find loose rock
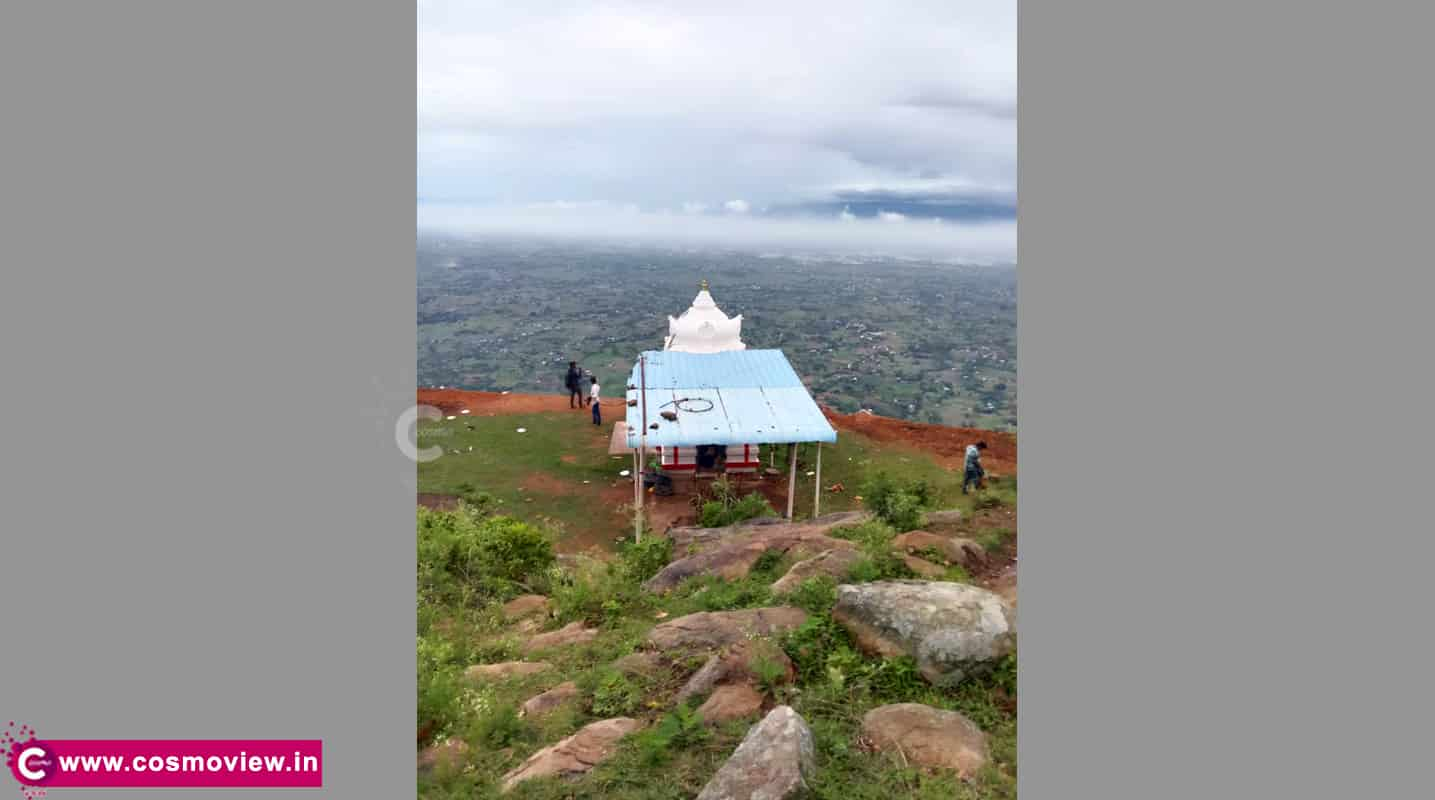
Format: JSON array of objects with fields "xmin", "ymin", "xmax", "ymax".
[
  {"xmin": 832, "ymin": 581, "xmax": 1015, "ymax": 686},
  {"xmin": 861, "ymin": 703, "xmax": 989, "ymax": 778},
  {"xmin": 502, "ymin": 594, "xmax": 550, "ymax": 621},
  {"xmin": 902, "ymin": 554, "xmax": 948, "ymax": 578},
  {"xmin": 524, "ymin": 621, "xmax": 599, "ymax": 654},
  {"xmin": 697, "ymin": 684, "xmax": 765, "ymax": 723},
  {"xmin": 645, "ymin": 522, "xmax": 858, "ymax": 593},
  {"xmin": 696, "ymin": 705, "xmax": 816, "ymax": 800},
  {"xmin": 890, "ymin": 531, "xmax": 986, "ymax": 569},
  {"xmin": 770, "ymin": 548, "xmax": 865, "ymax": 595},
  {"xmin": 500, "ymin": 717, "xmax": 641, "ymax": 792},
  {"xmin": 465, "ymin": 661, "xmax": 552, "ymax": 682},
  {"xmin": 922, "ymin": 509, "xmax": 965, "ymax": 527},
  {"xmin": 521, "ymin": 681, "xmax": 579, "ymax": 717},
  {"xmin": 647, "ymin": 607, "xmax": 808, "ymax": 652}
]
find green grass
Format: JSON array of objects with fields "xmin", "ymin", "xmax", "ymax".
[{"xmin": 418, "ymin": 428, "xmax": 1017, "ymax": 799}]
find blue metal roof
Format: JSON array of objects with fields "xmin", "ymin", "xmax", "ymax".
[{"xmin": 624, "ymin": 350, "xmax": 837, "ymax": 448}]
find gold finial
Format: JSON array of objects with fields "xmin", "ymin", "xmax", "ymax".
[{"xmin": 700, "ymin": 279, "xmax": 709, "ymax": 291}]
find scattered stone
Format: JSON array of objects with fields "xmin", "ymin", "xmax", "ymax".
[
  {"xmin": 647, "ymin": 607, "xmax": 808, "ymax": 652},
  {"xmin": 502, "ymin": 595, "xmax": 550, "ymax": 621},
  {"xmin": 695, "ymin": 706, "xmax": 816, "ymax": 800},
  {"xmin": 890, "ymin": 532, "xmax": 986, "ymax": 569},
  {"xmin": 416, "ymin": 738, "xmax": 469, "ymax": 775},
  {"xmin": 861, "ymin": 703, "xmax": 989, "ymax": 778},
  {"xmin": 464, "ymin": 661, "xmax": 552, "ymax": 682},
  {"xmin": 903, "ymin": 554, "xmax": 948, "ymax": 578},
  {"xmin": 832, "ymin": 581, "xmax": 1015, "ymax": 686},
  {"xmin": 521, "ymin": 681, "xmax": 579, "ymax": 717},
  {"xmin": 500, "ymin": 717, "xmax": 641, "ymax": 793},
  {"xmin": 698, "ymin": 684, "xmax": 765, "ymax": 723},
  {"xmin": 771, "ymin": 548, "xmax": 865, "ymax": 595},
  {"xmin": 524, "ymin": 622, "xmax": 599, "ymax": 654}
]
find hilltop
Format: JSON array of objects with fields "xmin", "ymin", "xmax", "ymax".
[{"xmin": 416, "ymin": 388, "xmax": 1018, "ymax": 799}]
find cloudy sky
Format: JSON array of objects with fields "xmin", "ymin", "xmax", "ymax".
[{"xmin": 418, "ymin": 1, "xmax": 1015, "ymax": 260}]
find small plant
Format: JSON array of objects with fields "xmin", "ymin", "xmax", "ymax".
[
  {"xmin": 584, "ymin": 668, "xmax": 643, "ymax": 717},
  {"xmin": 860, "ymin": 472, "xmax": 930, "ymax": 532},
  {"xmin": 782, "ymin": 614, "xmax": 852, "ymax": 683},
  {"xmin": 620, "ymin": 534, "xmax": 673, "ymax": 582},
  {"xmin": 697, "ymin": 482, "xmax": 776, "ymax": 528},
  {"xmin": 749, "ymin": 650, "xmax": 788, "ymax": 696},
  {"xmin": 750, "ymin": 549, "xmax": 786, "ymax": 579},
  {"xmin": 633, "ymin": 704, "xmax": 709, "ymax": 767}
]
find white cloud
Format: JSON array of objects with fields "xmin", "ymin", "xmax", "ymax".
[
  {"xmin": 723, "ymin": 199, "xmax": 751, "ymax": 214},
  {"xmin": 417, "ymin": 1, "xmax": 1015, "ymax": 252},
  {"xmin": 878, "ymin": 211, "xmax": 907, "ymax": 223},
  {"xmin": 839, "ymin": 206, "xmax": 856, "ymax": 222}
]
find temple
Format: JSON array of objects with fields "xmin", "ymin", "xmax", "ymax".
[
  {"xmin": 664, "ymin": 279, "xmax": 746, "ymax": 353},
  {"xmin": 624, "ymin": 280, "xmax": 837, "ymax": 525}
]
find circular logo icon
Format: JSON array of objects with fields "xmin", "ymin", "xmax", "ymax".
[{"xmin": 11, "ymin": 741, "xmax": 57, "ymax": 786}]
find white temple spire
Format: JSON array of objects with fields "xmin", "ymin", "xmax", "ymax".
[{"xmin": 665, "ymin": 279, "xmax": 746, "ymax": 353}]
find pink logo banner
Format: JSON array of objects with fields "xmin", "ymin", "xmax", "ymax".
[{"xmin": 6, "ymin": 739, "xmax": 322, "ymax": 790}]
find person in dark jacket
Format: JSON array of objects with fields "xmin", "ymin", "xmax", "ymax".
[{"xmin": 564, "ymin": 361, "xmax": 583, "ymax": 408}]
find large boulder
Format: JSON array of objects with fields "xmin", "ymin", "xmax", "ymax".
[
  {"xmin": 520, "ymin": 681, "xmax": 579, "ymax": 717},
  {"xmin": 645, "ymin": 523, "xmax": 859, "ymax": 593},
  {"xmin": 770, "ymin": 548, "xmax": 865, "ymax": 595},
  {"xmin": 696, "ymin": 706, "xmax": 816, "ymax": 800},
  {"xmin": 890, "ymin": 531, "xmax": 986, "ymax": 569},
  {"xmin": 861, "ymin": 703, "xmax": 989, "ymax": 778},
  {"xmin": 500, "ymin": 717, "xmax": 641, "ymax": 793},
  {"xmin": 465, "ymin": 661, "xmax": 551, "ymax": 682},
  {"xmin": 524, "ymin": 621, "xmax": 598, "ymax": 654},
  {"xmin": 922, "ymin": 509, "xmax": 965, "ymax": 528},
  {"xmin": 647, "ymin": 607, "xmax": 808, "ymax": 652},
  {"xmin": 832, "ymin": 581, "xmax": 1015, "ymax": 686}
]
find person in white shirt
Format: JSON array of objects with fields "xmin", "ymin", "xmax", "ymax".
[{"xmin": 589, "ymin": 375, "xmax": 601, "ymax": 425}]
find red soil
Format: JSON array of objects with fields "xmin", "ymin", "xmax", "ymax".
[{"xmin": 416, "ymin": 388, "xmax": 1018, "ymax": 475}]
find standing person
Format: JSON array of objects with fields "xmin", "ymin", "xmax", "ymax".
[
  {"xmin": 564, "ymin": 361, "xmax": 583, "ymax": 408},
  {"xmin": 589, "ymin": 375, "xmax": 601, "ymax": 425},
  {"xmin": 963, "ymin": 441, "xmax": 988, "ymax": 494}
]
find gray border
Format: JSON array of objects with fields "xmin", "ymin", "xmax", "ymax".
[
  {"xmin": 1022, "ymin": 1, "xmax": 1431, "ymax": 796},
  {"xmin": 0, "ymin": 2, "xmax": 414, "ymax": 798}
]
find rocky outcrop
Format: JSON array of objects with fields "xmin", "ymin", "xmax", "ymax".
[
  {"xmin": 646, "ymin": 607, "xmax": 808, "ymax": 652},
  {"xmin": 902, "ymin": 554, "xmax": 947, "ymax": 578},
  {"xmin": 890, "ymin": 531, "xmax": 986, "ymax": 569},
  {"xmin": 696, "ymin": 706, "xmax": 816, "ymax": 800},
  {"xmin": 645, "ymin": 520, "xmax": 861, "ymax": 593},
  {"xmin": 674, "ymin": 639, "xmax": 794, "ymax": 705},
  {"xmin": 524, "ymin": 621, "xmax": 599, "ymax": 654},
  {"xmin": 697, "ymin": 684, "xmax": 765, "ymax": 723},
  {"xmin": 502, "ymin": 594, "xmax": 550, "ymax": 621},
  {"xmin": 611, "ymin": 651, "xmax": 667, "ymax": 678},
  {"xmin": 861, "ymin": 703, "xmax": 989, "ymax": 778},
  {"xmin": 668, "ymin": 511, "xmax": 869, "ymax": 554},
  {"xmin": 770, "ymin": 548, "xmax": 865, "ymax": 595},
  {"xmin": 831, "ymin": 581, "xmax": 1015, "ymax": 686},
  {"xmin": 464, "ymin": 661, "xmax": 552, "ymax": 682},
  {"xmin": 521, "ymin": 681, "xmax": 579, "ymax": 717},
  {"xmin": 500, "ymin": 717, "xmax": 642, "ymax": 793},
  {"xmin": 922, "ymin": 509, "xmax": 965, "ymax": 528}
]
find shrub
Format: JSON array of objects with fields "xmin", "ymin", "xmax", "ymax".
[
  {"xmin": 788, "ymin": 575, "xmax": 838, "ymax": 614},
  {"xmin": 552, "ymin": 564, "xmax": 649, "ymax": 626},
  {"xmin": 418, "ymin": 507, "xmax": 555, "ymax": 604},
  {"xmin": 750, "ymin": 651, "xmax": 788, "ymax": 696},
  {"xmin": 474, "ymin": 704, "xmax": 522, "ymax": 748},
  {"xmin": 417, "ymin": 632, "xmax": 462, "ymax": 744},
  {"xmin": 782, "ymin": 614, "xmax": 852, "ymax": 684},
  {"xmin": 860, "ymin": 472, "xmax": 930, "ymax": 531},
  {"xmin": 620, "ymin": 534, "xmax": 673, "ymax": 582},
  {"xmin": 698, "ymin": 482, "xmax": 776, "ymax": 528}
]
